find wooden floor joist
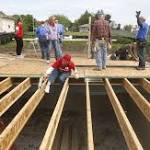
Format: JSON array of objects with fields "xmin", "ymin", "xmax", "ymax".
[
  {"xmin": 0, "ymin": 81, "xmax": 46, "ymax": 150},
  {"xmin": 123, "ymin": 78, "xmax": 150, "ymax": 122},
  {"xmin": 40, "ymin": 78, "xmax": 69, "ymax": 150},
  {"xmin": 140, "ymin": 78, "xmax": 150, "ymax": 94},
  {"xmin": 104, "ymin": 78, "xmax": 143, "ymax": 150},
  {"xmin": 0, "ymin": 77, "xmax": 13, "ymax": 95},
  {"xmin": 0, "ymin": 78, "xmax": 31, "ymax": 117},
  {"xmin": 85, "ymin": 81, "xmax": 94, "ymax": 150}
]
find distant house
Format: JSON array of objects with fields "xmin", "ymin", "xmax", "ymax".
[
  {"xmin": 79, "ymin": 24, "xmax": 89, "ymax": 32},
  {"xmin": 0, "ymin": 11, "xmax": 15, "ymax": 33}
]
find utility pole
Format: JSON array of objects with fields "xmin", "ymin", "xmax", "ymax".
[{"xmin": 32, "ymin": 16, "xmax": 34, "ymax": 35}]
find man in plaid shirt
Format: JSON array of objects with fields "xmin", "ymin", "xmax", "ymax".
[{"xmin": 92, "ymin": 11, "xmax": 112, "ymax": 70}]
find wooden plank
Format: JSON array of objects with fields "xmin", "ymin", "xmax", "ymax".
[
  {"xmin": 123, "ymin": 78, "xmax": 150, "ymax": 122},
  {"xmin": 0, "ymin": 77, "xmax": 13, "ymax": 95},
  {"xmin": 0, "ymin": 81, "xmax": 46, "ymax": 150},
  {"xmin": 140, "ymin": 78, "xmax": 150, "ymax": 94},
  {"xmin": 104, "ymin": 78, "xmax": 143, "ymax": 150},
  {"xmin": 40, "ymin": 78, "xmax": 69, "ymax": 150},
  {"xmin": 0, "ymin": 78, "xmax": 31, "ymax": 117},
  {"xmin": 85, "ymin": 81, "xmax": 94, "ymax": 150}
]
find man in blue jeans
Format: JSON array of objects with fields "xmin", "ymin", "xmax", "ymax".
[
  {"xmin": 91, "ymin": 11, "xmax": 111, "ymax": 71},
  {"xmin": 136, "ymin": 11, "xmax": 149, "ymax": 70},
  {"xmin": 44, "ymin": 54, "xmax": 79, "ymax": 93},
  {"xmin": 36, "ymin": 21, "xmax": 50, "ymax": 63}
]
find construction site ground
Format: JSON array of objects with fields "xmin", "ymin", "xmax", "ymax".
[
  {"xmin": 0, "ymin": 48, "xmax": 150, "ymax": 150},
  {"xmin": 0, "ymin": 53, "xmax": 150, "ymax": 78}
]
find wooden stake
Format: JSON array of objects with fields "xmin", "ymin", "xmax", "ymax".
[{"xmin": 88, "ymin": 16, "xmax": 92, "ymax": 58}]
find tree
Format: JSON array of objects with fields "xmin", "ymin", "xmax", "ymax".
[
  {"xmin": 51, "ymin": 15, "xmax": 72, "ymax": 28},
  {"xmin": 13, "ymin": 14, "xmax": 35, "ymax": 32},
  {"xmin": 21, "ymin": 15, "xmax": 34, "ymax": 32},
  {"xmin": 76, "ymin": 10, "xmax": 92, "ymax": 25},
  {"xmin": 124, "ymin": 25, "xmax": 132, "ymax": 32},
  {"xmin": 71, "ymin": 10, "xmax": 93, "ymax": 31}
]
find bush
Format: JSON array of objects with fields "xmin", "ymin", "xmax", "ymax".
[{"xmin": 115, "ymin": 37, "xmax": 133, "ymax": 44}]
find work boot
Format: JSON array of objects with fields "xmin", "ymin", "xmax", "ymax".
[
  {"xmin": 45, "ymin": 81, "xmax": 51, "ymax": 93},
  {"xmin": 136, "ymin": 66, "xmax": 145, "ymax": 70}
]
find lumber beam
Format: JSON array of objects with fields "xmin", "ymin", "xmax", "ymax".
[
  {"xmin": 0, "ymin": 80, "xmax": 46, "ymax": 150},
  {"xmin": 104, "ymin": 78, "xmax": 143, "ymax": 150},
  {"xmin": 139, "ymin": 78, "xmax": 150, "ymax": 94},
  {"xmin": 85, "ymin": 81, "xmax": 94, "ymax": 150},
  {"xmin": 0, "ymin": 77, "xmax": 13, "ymax": 95},
  {"xmin": 0, "ymin": 78, "xmax": 31, "ymax": 117},
  {"xmin": 123, "ymin": 78, "xmax": 150, "ymax": 122},
  {"xmin": 40, "ymin": 78, "xmax": 69, "ymax": 150}
]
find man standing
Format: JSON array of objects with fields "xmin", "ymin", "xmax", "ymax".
[
  {"xmin": 48, "ymin": 16, "xmax": 62, "ymax": 60},
  {"xmin": 91, "ymin": 11, "xmax": 112, "ymax": 71},
  {"xmin": 36, "ymin": 21, "xmax": 50, "ymax": 63},
  {"xmin": 135, "ymin": 11, "xmax": 149, "ymax": 70},
  {"xmin": 15, "ymin": 18, "xmax": 24, "ymax": 58}
]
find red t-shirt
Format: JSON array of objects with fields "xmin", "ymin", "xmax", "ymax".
[
  {"xmin": 52, "ymin": 58, "xmax": 75, "ymax": 72},
  {"xmin": 16, "ymin": 22, "xmax": 23, "ymax": 38}
]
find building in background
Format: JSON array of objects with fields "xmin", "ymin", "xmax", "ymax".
[
  {"xmin": 0, "ymin": 12, "xmax": 15, "ymax": 44},
  {"xmin": 79, "ymin": 24, "xmax": 89, "ymax": 32},
  {"xmin": 0, "ymin": 11, "xmax": 15, "ymax": 33}
]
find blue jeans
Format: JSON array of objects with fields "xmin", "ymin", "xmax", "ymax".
[
  {"xmin": 39, "ymin": 37, "xmax": 49, "ymax": 60},
  {"xmin": 48, "ymin": 69, "xmax": 71, "ymax": 83},
  {"xmin": 49, "ymin": 40, "xmax": 62, "ymax": 60},
  {"xmin": 95, "ymin": 41, "xmax": 107, "ymax": 68}
]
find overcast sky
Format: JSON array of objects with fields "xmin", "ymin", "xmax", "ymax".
[{"xmin": 0, "ymin": 0, "xmax": 150, "ymax": 25}]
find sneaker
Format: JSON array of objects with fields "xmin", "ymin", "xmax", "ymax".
[
  {"xmin": 16, "ymin": 55, "xmax": 21, "ymax": 59},
  {"xmin": 102, "ymin": 66, "xmax": 106, "ymax": 69},
  {"xmin": 45, "ymin": 81, "xmax": 51, "ymax": 93},
  {"xmin": 46, "ymin": 60, "xmax": 50, "ymax": 64},
  {"xmin": 16, "ymin": 55, "xmax": 24, "ymax": 59},
  {"xmin": 20, "ymin": 54, "xmax": 24, "ymax": 58}
]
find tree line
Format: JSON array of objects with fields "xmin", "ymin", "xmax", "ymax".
[{"xmin": 12, "ymin": 10, "xmax": 134, "ymax": 33}]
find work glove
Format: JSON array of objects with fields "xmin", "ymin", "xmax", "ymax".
[
  {"xmin": 71, "ymin": 69, "xmax": 79, "ymax": 79},
  {"xmin": 74, "ymin": 73, "xmax": 79, "ymax": 79},
  {"xmin": 136, "ymin": 11, "xmax": 141, "ymax": 17}
]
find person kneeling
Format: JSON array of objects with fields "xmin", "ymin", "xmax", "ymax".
[{"xmin": 44, "ymin": 54, "xmax": 79, "ymax": 93}]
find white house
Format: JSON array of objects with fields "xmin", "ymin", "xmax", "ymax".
[
  {"xmin": 0, "ymin": 11, "xmax": 15, "ymax": 33},
  {"xmin": 79, "ymin": 24, "xmax": 89, "ymax": 32}
]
